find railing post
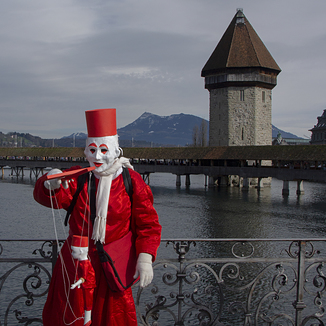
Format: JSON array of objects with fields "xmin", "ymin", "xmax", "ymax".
[
  {"xmin": 176, "ymin": 241, "xmax": 192, "ymax": 326},
  {"xmin": 293, "ymin": 240, "xmax": 307, "ymax": 325}
]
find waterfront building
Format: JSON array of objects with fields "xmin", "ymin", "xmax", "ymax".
[
  {"xmin": 272, "ymin": 132, "xmax": 288, "ymax": 146},
  {"xmin": 201, "ymin": 8, "xmax": 281, "ymax": 147},
  {"xmin": 309, "ymin": 109, "xmax": 326, "ymax": 144}
]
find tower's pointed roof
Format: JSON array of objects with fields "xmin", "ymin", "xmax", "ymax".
[{"xmin": 201, "ymin": 9, "xmax": 281, "ymax": 77}]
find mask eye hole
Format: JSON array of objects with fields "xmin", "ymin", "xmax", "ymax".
[
  {"xmin": 101, "ymin": 148, "xmax": 108, "ymax": 154},
  {"xmin": 90, "ymin": 148, "xmax": 95, "ymax": 154}
]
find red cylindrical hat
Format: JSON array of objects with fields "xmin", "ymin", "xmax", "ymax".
[
  {"xmin": 71, "ymin": 235, "xmax": 88, "ymax": 247},
  {"xmin": 85, "ymin": 108, "xmax": 117, "ymax": 137}
]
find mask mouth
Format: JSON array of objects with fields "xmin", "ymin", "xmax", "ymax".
[{"xmin": 94, "ymin": 162, "xmax": 103, "ymax": 167}]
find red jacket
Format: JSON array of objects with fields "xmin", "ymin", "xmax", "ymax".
[{"xmin": 34, "ymin": 167, "xmax": 161, "ymax": 326}]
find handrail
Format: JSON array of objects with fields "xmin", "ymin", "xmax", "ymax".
[{"xmin": 1, "ymin": 238, "xmax": 326, "ymax": 325}]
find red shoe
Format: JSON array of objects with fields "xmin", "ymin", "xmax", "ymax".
[{"xmin": 84, "ymin": 321, "xmax": 92, "ymax": 326}]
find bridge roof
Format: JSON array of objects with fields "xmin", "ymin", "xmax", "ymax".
[
  {"xmin": 0, "ymin": 147, "xmax": 85, "ymax": 158},
  {"xmin": 1, "ymin": 145, "xmax": 326, "ymax": 162}
]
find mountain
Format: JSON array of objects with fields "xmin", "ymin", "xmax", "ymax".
[
  {"xmin": 0, "ymin": 131, "xmax": 53, "ymax": 147},
  {"xmin": 57, "ymin": 117, "xmax": 303, "ymax": 147},
  {"xmin": 272, "ymin": 125, "xmax": 299, "ymax": 139},
  {"xmin": 117, "ymin": 112, "xmax": 208, "ymax": 146},
  {"xmin": 60, "ymin": 132, "xmax": 88, "ymax": 147},
  {"xmin": 57, "ymin": 112, "xmax": 208, "ymax": 147},
  {"xmin": 117, "ymin": 112, "xmax": 302, "ymax": 146},
  {"xmin": 1, "ymin": 112, "xmax": 302, "ymax": 148}
]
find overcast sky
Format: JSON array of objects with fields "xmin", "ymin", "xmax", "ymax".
[{"xmin": 0, "ymin": 0, "xmax": 325, "ymax": 139}]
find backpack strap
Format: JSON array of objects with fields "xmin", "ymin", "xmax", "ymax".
[
  {"xmin": 122, "ymin": 167, "xmax": 133, "ymax": 204},
  {"xmin": 64, "ymin": 172, "xmax": 89, "ymax": 226},
  {"xmin": 65, "ymin": 167, "xmax": 133, "ymax": 227}
]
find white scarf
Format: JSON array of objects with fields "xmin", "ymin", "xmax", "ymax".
[{"xmin": 91, "ymin": 157, "xmax": 134, "ymax": 243}]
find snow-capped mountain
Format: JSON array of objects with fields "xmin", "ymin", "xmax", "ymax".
[
  {"xmin": 1, "ymin": 112, "xmax": 301, "ymax": 148},
  {"xmin": 58, "ymin": 112, "xmax": 300, "ymax": 147},
  {"xmin": 117, "ymin": 112, "xmax": 208, "ymax": 146}
]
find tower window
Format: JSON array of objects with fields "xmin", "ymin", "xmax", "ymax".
[
  {"xmin": 262, "ymin": 91, "xmax": 266, "ymax": 103},
  {"xmin": 240, "ymin": 90, "xmax": 245, "ymax": 101},
  {"xmin": 242, "ymin": 128, "xmax": 244, "ymax": 140}
]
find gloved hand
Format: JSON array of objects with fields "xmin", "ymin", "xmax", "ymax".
[
  {"xmin": 133, "ymin": 253, "xmax": 153, "ymax": 288},
  {"xmin": 44, "ymin": 169, "xmax": 68, "ymax": 190},
  {"xmin": 71, "ymin": 278, "xmax": 83, "ymax": 289}
]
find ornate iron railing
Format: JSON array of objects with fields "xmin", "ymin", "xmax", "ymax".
[{"xmin": 1, "ymin": 239, "xmax": 326, "ymax": 326}]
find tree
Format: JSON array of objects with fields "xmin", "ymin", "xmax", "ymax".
[
  {"xmin": 199, "ymin": 120, "xmax": 208, "ymax": 147},
  {"xmin": 192, "ymin": 125, "xmax": 199, "ymax": 146},
  {"xmin": 192, "ymin": 120, "xmax": 208, "ymax": 147}
]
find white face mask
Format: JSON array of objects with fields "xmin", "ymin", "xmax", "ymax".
[{"xmin": 84, "ymin": 136, "xmax": 119, "ymax": 173}]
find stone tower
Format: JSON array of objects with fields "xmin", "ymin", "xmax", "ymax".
[{"xmin": 201, "ymin": 9, "xmax": 281, "ymax": 146}]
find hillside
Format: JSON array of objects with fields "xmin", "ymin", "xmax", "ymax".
[
  {"xmin": 117, "ymin": 112, "xmax": 208, "ymax": 146},
  {"xmin": 1, "ymin": 112, "xmax": 301, "ymax": 147}
]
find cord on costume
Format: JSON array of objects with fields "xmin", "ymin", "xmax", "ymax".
[{"xmin": 48, "ymin": 185, "xmax": 84, "ymax": 325}]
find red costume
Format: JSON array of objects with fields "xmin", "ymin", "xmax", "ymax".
[
  {"xmin": 77, "ymin": 259, "xmax": 96, "ymax": 311},
  {"xmin": 34, "ymin": 167, "xmax": 161, "ymax": 326}
]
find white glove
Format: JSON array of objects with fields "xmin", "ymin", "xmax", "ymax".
[
  {"xmin": 71, "ymin": 279, "xmax": 83, "ymax": 289},
  {"xmin": 44, "ymin": 169, "xmax": 68, "ymax": 190},
  {"xmin": 133, "ymin": 253, "xmax": 153, "ymax": 288}
]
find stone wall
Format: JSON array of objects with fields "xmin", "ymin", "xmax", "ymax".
[
  {"xmin": 209, "ymin": 86, "xmax": 272, "ymax": 146},
  {"xmin": 209, "ymin": 88, "xmax": 228, "ymax": 146}
]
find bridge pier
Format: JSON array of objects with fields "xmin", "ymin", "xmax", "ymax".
[
  {"xmin": 176, "ymin": 174, "xmax": 181, "ymax": 187},
  {"xmin": 185, "ymin": 174, "xmax": 190, "ymax": 187},
  {"xmin": 208, "ymin": 176, "xmax": 215, "ymax": 188},
  {"xmin": 282, "ymin": 180, "xmax": 290, "ymax": 196},
  {"xmin": 219, "ymin": 176, "xmax": 228, "ymax": 187},
  {"xmin": 297, "ymin": 180, "xmax": 304, "ymax": 195},
  {"xmin": 242, "ymin": 177, "xmax": 249, "ymax": 191},
  {"xmin": 256, "ymin": 177, "xmax": 264, "ymax": 190},
  {"xmin": 142, "ymin": 173, "xmax": 150, "ymax": 185},
  {"xmin": 10, "ymin": 166, "xmax": 25, "ymax": 177},
  {"xmin": 30, "ymin": 167, "xmax": 45, "ymax": 179},
  {"xmin": 175, "ymin": 174, "xmax": 191, "ymax": 187}
]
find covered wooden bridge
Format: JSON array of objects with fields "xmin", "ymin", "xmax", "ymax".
[{"xmin": 1, "ymin": 145, "xmax": 326, "ymax": 194}]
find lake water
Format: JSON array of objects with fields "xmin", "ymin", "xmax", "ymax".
[
  {"xmin": 1, "ymin": 168, "xmax": 326, "ymax": 240},
  {"xmin": 1, "ymin": 168, "xmax": 326, "ymax": 325}
]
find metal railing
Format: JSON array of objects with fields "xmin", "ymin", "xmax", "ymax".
[{"xmin": 1, "ymin": 238, "xmax": 326, "ymax": 325}]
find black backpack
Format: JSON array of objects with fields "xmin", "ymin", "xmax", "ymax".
[{"xmin": 64, "ymin": 167, "xmax": 133, "ymax": 227}]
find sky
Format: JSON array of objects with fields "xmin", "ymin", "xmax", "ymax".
[{"xmin": 0, "ymin": 0, "xmax": 325, "ymax": 139}]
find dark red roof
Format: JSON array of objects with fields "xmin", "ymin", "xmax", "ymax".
[{"xmin": 201, "ymin": 9, "xmax": 281, "ymax": 77}]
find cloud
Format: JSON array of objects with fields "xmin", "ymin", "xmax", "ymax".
[{"xmin": 0, "ymin": 0, "xmax": 325, "ymax": 139}]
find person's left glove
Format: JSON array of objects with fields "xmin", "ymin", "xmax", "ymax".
[
  {"xmin": 133, "ymin": 253, "xmax": 153, "ymax": 288},
  {"xmin": 44, "ymin": 169, "xmax": 68, "ymax": 190}
]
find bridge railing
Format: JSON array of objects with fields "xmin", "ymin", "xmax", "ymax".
[{"xmin": 1, "ymin": 238, "xmax": 326, "ymax": 326}]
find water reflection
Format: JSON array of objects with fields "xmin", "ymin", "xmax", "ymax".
[
  {"xmin": 1, "ymin": 170, "xmax": 326, "ymax": 240},
  {"xmin": 2, "ymin": 170, "xmax": 326, "ymax": 325}
]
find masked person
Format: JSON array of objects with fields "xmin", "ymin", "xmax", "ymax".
[{"xmin": 34, "ymin": 108, "xmax": 162, "ymax": 326}]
